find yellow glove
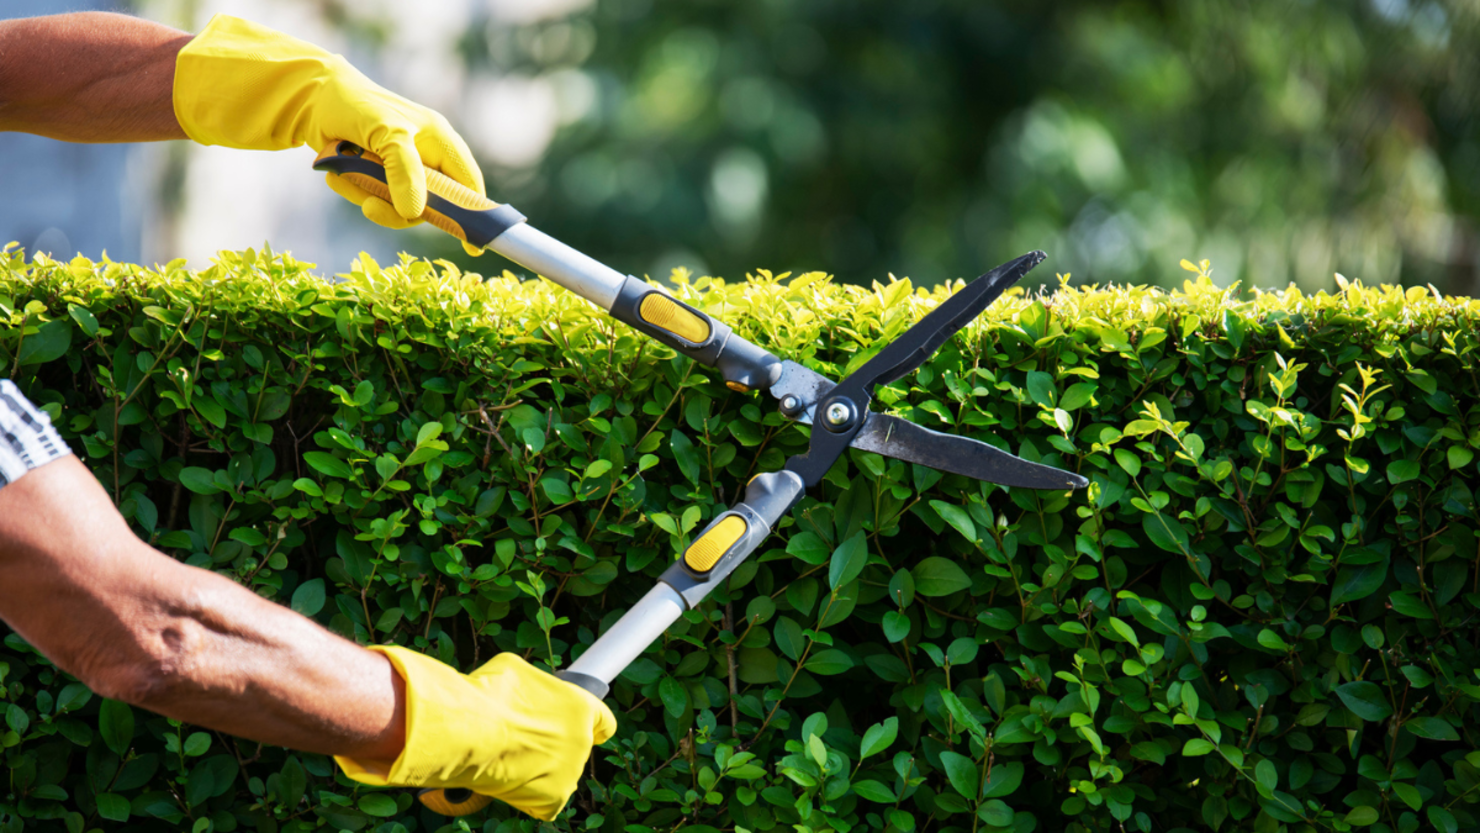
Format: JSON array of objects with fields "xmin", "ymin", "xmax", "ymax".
[
  {"xmin": 173, "ymin": 14, "xmax": 486, "ymax": 255},
  {"xmin": 335, "ymin": 647, "xmax": 616, "ymax": 821}
]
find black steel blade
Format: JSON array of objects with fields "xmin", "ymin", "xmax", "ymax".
[
  {"xmin": 783, "ymin": 252, "xmax": 1057, "ymax": 491},
  {"xmin": 860, "ymin": 251, "xmax": 1044, "ymax": 391},
  {"xmin": 851, "ymin": 413, "xmax": 1088, "ymax": 490}
]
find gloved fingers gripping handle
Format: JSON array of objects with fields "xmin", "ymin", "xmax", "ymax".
[
  {"xmin": 313, "ymin": 142, "xmax": 526, "ymax": 249},
  {"xmin": 315, "ymin": 141, "xmax": 635, "ymax": 309},
  {"xmin": 415, "ymin": 665, "xmax": 613, "ymax": 819}
]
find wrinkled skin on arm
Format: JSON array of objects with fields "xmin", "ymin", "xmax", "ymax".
[{"xmin": 0, "ymin": 456, "xmax": 406, "ymax": 762}]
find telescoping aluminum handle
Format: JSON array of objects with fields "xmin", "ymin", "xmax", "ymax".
[
  {"xmin": 314, "ymin": 143, "xmax": 783, "ymax": 394},
  {"xmin": 315, "ymin": 142, "xmax": 812, "ymax": 817}
]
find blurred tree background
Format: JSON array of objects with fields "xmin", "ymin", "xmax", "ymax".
[
  {"xmin": 138, "ymin": 0, "xmax": 1480, "ymax": 293},
  {"xmin": 411, "ymin": 0, "xmax": 1480, "ymax": 293}
]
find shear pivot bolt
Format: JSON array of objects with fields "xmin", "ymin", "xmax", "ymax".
[
  {"xmin": 822, "ymin": 399, "xmax": 856, "ymax": 432},
  {"xmin": 780, "ymin": 394, "xmax": 801, "ymax": 415}
]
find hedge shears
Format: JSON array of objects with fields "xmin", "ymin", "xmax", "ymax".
[{"xmin": 314, "ymin": 142, "xmax": 1089, "ymax": 815}]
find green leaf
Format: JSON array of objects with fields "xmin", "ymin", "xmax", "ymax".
[
  {"xmin": 938, "ymin": 750, "xmax": 978, "ymax": 800},
  {"xmin": 55, "ymin": 683, "xmax": 91, "ymax": 714},
  {"xmin": 1428, "ymin": 806, "xmax": 1459, "ymax": 833},
  {"xmin": 1254, "ymin": 758, "xmax": 1277, "ymax": 791},
  {"xmin": 805, "ymin": 649, "xmax": 853, "ymax": 675},
  {"xmin": 1257, "ymin": 629, "xmax": 1290, "ymax": 651},
  {"xmin": 68, "ymin": 303, "xmax": 99, "ymax": 337},
  {"xmin": 853, "ymin": 780, "xmax": 896, "ymax": 803},
  {"xmin": 1406, "ymin": 716, "xmax": 1458, "ymax": 740},
  {"xmin": 1389, "ymin": 591, "xmax": 1433, "ymax": 619},
  {"xmin": 946, "ymin": 637, "xmax": 979, "ymax": 666},
  {"xmin": 860, "ymin": 717, "xmax": 898, "ymax": 759},
  {"xmin": 1448, "ymin": 445, "xmax": 1474, "ymax": 469},
  {"xmin": 29, "ymin": 784, "xmax": 65, "ymax": 801},
  {"xmin": 540, "ymin": 476, "xmax": 574, "ymax": 504},
  {"xmin": 291, "ymin": 578, "xmax": 326, "ymax": 617},
  {"xmin": 889, "ymin": 568, "xmax": 916, "ymax": 607},
  {"xmin": 978, "ymin": 800, "xmax": 1013, "ymax": 827},
  {"xmin": 1330, "ymin": 561, "xmax": 1387, "ymax": 605},
  {"xmin": 912, "ymin": 557, "xmax": 972, "ymax": 597},
  {"xmin": 1141, "ymin": 513, "xmax": 1189, "ymax": 554},
  {"xmin": 786, "ymin": 532, "xmax": 830, "ymax": 566},
  {"xmin": 1059, "ymin": 382, "xmax": 1097, "ymax": 411},
  {"xmin": 981, "ymin": 760, "xmax": 1023, "ymax": 798},
  {"xmin": 940, "ymin": 689, "xmax": 987, "ymax": 742},
  {"xmin": 828, "ymin": 532, "xmax": 868, "ymax": 590},
  {"xmin": 95, "ymin": 792, "xmax": 131, "ymax": 822},
  {"xmin": 1344, "ymin": 805, "xmax": 1379, "ymax": 826},
  {"xmin": 98, "ymin": 699, "xmax": 134, "ymax": 756},
  {"xmin": 1114, "ymin": 448, "xmax": 1141, "ymax": 478},
  {"xmin": 774, "ymin": 616, "xmax": 805, "ymax": 661},
  {"xmin": 1336, "ymin": 681, "xmax": 1393, "ymax": 722},
  {"xmin": 882, "ymin": 610, "xmax": 910, "ymax": 643},
  {"xmin": 1026, "ymin": 370, "xmax": 1056, "ymax": 408},
  {"xmin": 304, "ymin": 451, "xmax": 353, "ymax": 480},
  {"xmin": 183, "ymin": 731, "xmax": 211, "ymax": 757},
  {"xmin": 194, "ymin": 395, "xmax": 227, "ymax": 428},
  {"xmin": 929, "ymin": 500, "xmax": 976, "ymax": 543},
  {"xmin": 279, "ymin": 756, "xmax": 307, "ymax": 809},
  {"xmin": 178, "ymin": 466, "xmax": 222, "ymax": 495},
  {"xmin": 17, "ymin": 318, "xmax": 71, "ymax": 366},
  {"xmin": 671, "ymin": 429, "xmax": 701, "ymax": 484},
  {"xmin": 416, "ymin": 421, "xmax": 443, "ymax": 446},
  {"xmin": 659, "ymin": 676, "xmax": 689, "ymax": 717},
  {"xmin": 1183, "ymin": 738, "xmax": 1215, "ymax": 756},
  {"xmin": 1392, "ymin": 782, "xmax": 1423, "ymax": 811},
  {"xmin": 230, "ymin": 527, "xmax": 267, "ymax": 547},
  {"xmin": 4, "ymin": 703, "xmax": 27, "ymax": 735},
  {"xmin": 358, "ymin": 793, "xmax": 398, "ymax": 817},
  {"xmin": 1107, "ymin": 616, "xmax": 1140, "ymax": 649},
  {"xmin": 1386, "ymin": 459, "xmax": 1421, "ymax": 484}
]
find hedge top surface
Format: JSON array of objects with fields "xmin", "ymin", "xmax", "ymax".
[{"xmin": 3, "ymin": 245, "xmax": 1480, "ymax": 833}]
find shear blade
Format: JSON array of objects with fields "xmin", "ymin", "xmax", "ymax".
[
  {"xmin": 850, "ymin": 413, "xmax": 1088, "ymax": 490},
  {"xmin": 858, "ymin": 251, "xmax": 1045, "ymax": 391}
]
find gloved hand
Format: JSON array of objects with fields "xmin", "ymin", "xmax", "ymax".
[
  {"xmin": 334, "ymin": 647, "xmax": 616, "ymax": 821},
  {"xmin": 173, "ymin": 14, "xmax": 486, "ymax": 255}
]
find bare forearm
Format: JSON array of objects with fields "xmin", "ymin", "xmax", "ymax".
[
  {"xmin": 0, "ymin": 12, "xmax": 190, "ymax": 142},
  {"xmin": 0, "ymin": 457, "xmax": 404, "ymax": 761}
]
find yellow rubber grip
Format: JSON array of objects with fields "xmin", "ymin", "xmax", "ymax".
[
  {"xmin": 684, "ymin": 515, "xmax": 748, "ymax": 573},
  {"xmin": 418, "ymin": 788, "xmax": 494, "ymax": 816},
  {"xmin": 336, "ymin": 170, "xmax": 492, "ymax": 243},
  {"xmin": 313, "ymin": 143, "xmax": 507, "ymax": 246},
  {"xmin": 639, "ymin": 294, "xmax": 710, "ymax": 344}
]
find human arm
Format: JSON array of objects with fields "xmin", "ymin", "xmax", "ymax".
[
  {"xmin": 0, "ymin": 453, "xmax": 409, "ymax": 761},
  {"xmin": 0, "ymin": 11, "xmax": 487, "ymax": 249},
  {"xmin": 0, "ymin": 12, "xmax": 189, "ymax": 142},
  {"xmin": 0, "ymin": 380, "xmax": 615, "ymax": 818}
]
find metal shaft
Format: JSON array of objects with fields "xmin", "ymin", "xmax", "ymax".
[
  {"xmin": 564, "ymin": 582, "xmax": 688, "ymax": 685},
  {"xmin": 489, "ymin": 222, "xmax": 628, "ymax": 311}
]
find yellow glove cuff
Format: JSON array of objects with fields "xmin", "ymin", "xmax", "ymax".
[
  {"xmin": 173, "ymin": 14, "xmax": 340, "ymax": 150},
  {"xmin": 334, "ymin": 647, "xmax": 616, "ymax": 821}
]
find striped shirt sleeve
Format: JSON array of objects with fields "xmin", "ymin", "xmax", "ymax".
[{"xmin": 0, "ymin": 379, "xmax": 72, "ymax": 490}]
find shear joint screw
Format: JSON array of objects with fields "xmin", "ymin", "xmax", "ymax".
[
  {"xmin": 779, "ymin": 394, "xmax": 801, "ymax": 415},
  {"xmin": 822, "ymin": 398, "xmax": 857, "ymax": 432}
]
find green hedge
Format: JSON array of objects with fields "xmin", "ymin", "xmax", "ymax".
[{"xmin": 3, "ymin": 246, "xmax": 1480, "ymax": 833}]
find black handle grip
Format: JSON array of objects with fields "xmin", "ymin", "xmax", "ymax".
[
  {"xmin": 312, "ymin": 141, "xmax": 526, "ymax": 249},
  {"xmin": 556, "ymin": 669, "xmax": 610, "ymax": 699}
]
